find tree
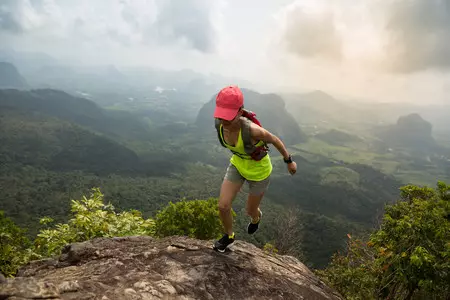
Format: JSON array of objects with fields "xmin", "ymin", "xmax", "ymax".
[
  {"xmin": 0, "ymin": 211, "xmax": 38, "ymax": 277},
  {"xmin": 370, "ymin": 182, "xmax": 450, "ymax": 299},
  {"xmin": 272, "ymin": 206, "xmax": 304, "ymax": 259},
  {"xmin": 154, "ymin": 197, "xmax": 231, "ymax": 240},
  {"xmin": 317, "ymin": 181, "xmax": 450, "ymax": 300},
  {"xmin": 35, "ymin": 188, "xmax": 156, "ymax": 257},
  {"xmin": 315, "ymin": 236, "xmax": 378, "ymax": 300}
]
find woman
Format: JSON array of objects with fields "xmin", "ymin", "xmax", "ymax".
[{"xmin": 213, "ymin": 85, "xmax": 297, "ymax": 252}]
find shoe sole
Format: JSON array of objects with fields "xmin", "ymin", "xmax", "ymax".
[
  {"xmin": 213, "ymin": 241, "xmax": 234, "ymax": 253},
  {"xmin": 213, "ymin": 245, "xmax": 232, "ymax": 253}
]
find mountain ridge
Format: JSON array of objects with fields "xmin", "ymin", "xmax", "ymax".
[
  {"xmin": 0, "ymin": 88, "xmax": 154, "ymax": 141},
  {"xmin": 0, "ymin": 62, "xmax": 28, "ymax": 89},
  {"xmin": 373, "ymin": 113, "xmax": 437, "ymax": 152}
]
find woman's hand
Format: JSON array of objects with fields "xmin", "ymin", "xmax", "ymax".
[{"xmin": 287, "ymin": 161, "xmax": 297, "ymax": 175}]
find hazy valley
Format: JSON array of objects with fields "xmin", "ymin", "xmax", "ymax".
[{"xmin": 1, "ymin": 52, "xmax": 449, "ymax": 272}]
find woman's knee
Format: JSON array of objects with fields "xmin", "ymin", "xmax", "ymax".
[
  {"xmin": 218, "ymin": 178, "xmax": 242, "ymax": 213},
  {"xmin": 218, "ymin": 200, "xmax": 232, "ymax": 213}
]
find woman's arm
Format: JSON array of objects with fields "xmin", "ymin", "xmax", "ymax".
[
  {"xmin": 250, "ymin": 123, "xmax": 290, "ymax": 160},
  {"xmin": 250, "ymin": 123, "xmax": 297, "ymax": 174}
]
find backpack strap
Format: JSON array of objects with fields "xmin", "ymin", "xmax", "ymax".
[
  {"xmin": 215, "ymin": 118, "xmax": 226, "ymax": 148},
  {"xmin": 242, "ymin": 109, "xmax": 262, "ymax": 127},
  {"xmin": 215, "ymin": 116, "xmax": 269, "ymax": 161},
  {"xmin": 240, "ymin": 117, "xmax": 269, "ymax": 161},
  {"xmin": 215, "ymin": 117, "xmax": 252, "ymax": 153},
  {"xmin": 240, "ymin": 117, "xmax": 254, "ymax": 156}
]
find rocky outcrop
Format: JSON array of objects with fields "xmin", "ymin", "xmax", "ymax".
[
  {"xmin": 374, "ymin": 113, "xmax": 436, "ymax": 151},
  {"xmin": 0, "ymin": 236, "xmax": 342, "ymax": 300}
]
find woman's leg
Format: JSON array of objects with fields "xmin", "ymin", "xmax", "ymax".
[
  {"xmin": 218, "ymin": 164, "xmax": 244, "ymax": 234},
  {"xmin": 246, "ymin": 192, "xmax": 264, "ymax": 223},
  {"xmin": 218, "ymin": 178, "xmax": 243, "ymax": 235},
  {"xmin": 214, "ymin": 164, "xmax": 244, "ymax": 252},
  {"xmin": 246, "ymin": 176, "xmax": 270, "ymax": 234}
]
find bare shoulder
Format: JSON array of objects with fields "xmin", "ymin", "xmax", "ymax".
[
  {"xmin": 249, "ymin": 122, "xmax": 276, "ymax": 143},
  {"xmin": 239, "ymin": 117, "xmax": 262, "ymax": 134},
  {"xmin": 248, "ymin": 121, "xmax": 264, "ymax": 134}
]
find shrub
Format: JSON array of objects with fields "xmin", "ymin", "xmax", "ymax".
[
  {"xmin": 154, "ymin": 197, "xmax": 231, "ymax": 240},
  {"xmin": 35, "ymin": 188, "xmax": 155, "ymax": 257}
]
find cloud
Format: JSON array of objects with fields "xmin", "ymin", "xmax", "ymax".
[
  {"xmin": 275, "ymin": 0, "xmax": 450, "ymax": 75},
  {"xmin": 0, "ymin": 9, "xmax": 22, "ymax": 33},
  {"xmin": 0, "ymin": 0, "xmax": 218, "ymax": 54},
  {"xmin": 154, "ymin": 0, "xmax": 216, "ymax": 53},
  {"xmin": 377, "ymin": 0, "xmax": 450, "ymax": 73},
  {"xmin": 278, "ymin": 2, "xmax": 343, "ymax": 61},
  {"xmin": 0, "ymin": 0, "xmax": 29, "ymax": 33},
  {"xmin": 0, "ymin": 0, "xmax": 67, "ymax": 34}
]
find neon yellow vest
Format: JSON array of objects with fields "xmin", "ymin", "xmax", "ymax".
[{"xmin": 219, "ymin": 124, "xmax": 272, "ymax": 181}]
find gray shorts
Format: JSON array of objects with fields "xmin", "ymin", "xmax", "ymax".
[{"xmin": 224, "ymin": 163, "xmax": 271, "ymax": 195}]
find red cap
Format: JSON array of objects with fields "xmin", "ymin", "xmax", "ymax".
[{"xmin": 214, "ymin": 86, "xmax": 244, "ymax": 121}]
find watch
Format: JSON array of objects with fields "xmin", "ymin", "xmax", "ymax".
[{"xmin": 283, "ymin": 154, "xmax": 293, "ymax": 164}]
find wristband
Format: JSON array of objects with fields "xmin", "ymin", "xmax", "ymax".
[{"xmin": 283, "ymin": 154, "xmax": 293, "ymax": 164}]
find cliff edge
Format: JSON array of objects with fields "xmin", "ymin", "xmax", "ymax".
[{"xmin": 0, "ymin": 235, "xmax": 342, "ymax": 300}]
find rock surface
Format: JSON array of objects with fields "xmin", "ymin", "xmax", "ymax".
[{"xmin": 0, "ymin": 236, "xmax": 343, "ymax": 300}]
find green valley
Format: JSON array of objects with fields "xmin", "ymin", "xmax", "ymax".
[{"xmin": 1, "ymin": 62, "xmax": 449, "ymax": 272}]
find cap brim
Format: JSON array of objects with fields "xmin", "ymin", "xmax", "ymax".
[{"xmin": 214, "ymin": 106, "xmax": 239, "ymax": 121}]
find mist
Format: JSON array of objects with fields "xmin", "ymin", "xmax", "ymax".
[{"xmin": 0, "ymin": 0, "xmax": 449, "ymax": 104}]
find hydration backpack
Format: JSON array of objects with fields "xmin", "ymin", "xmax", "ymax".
[{"xmin": 215, "ymin": 109, "xmax": 269, "ymax": 161}]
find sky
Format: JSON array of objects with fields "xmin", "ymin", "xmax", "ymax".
[{"xmin": 1, "ymin": 0, "xmax": 450, "ymax": 104}]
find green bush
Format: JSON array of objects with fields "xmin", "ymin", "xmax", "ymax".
[
  {"xmin": 315, "ymin": 237, "xmax": 378, "ymax": 300},
  {"xmin": 34, "ymin": 188, "xmax": 156, "ymax": 257},
  {"xmin": 0, "ymin": 211, "xmax": 39, "ymax": 277},
  {"xmin": 317, "ymin": 181, "xmax": 450, "ymax": 300},
  {"xmin": 3, "ymin": 190, "xmax": 231, "ymax": 276},
  {"xmin": 263, "ymin": 243, "xmax": 279, "ymax": 256},
  {"xmin": 154, "ymin": 197, "xmax": 231, "ymax": 240}
]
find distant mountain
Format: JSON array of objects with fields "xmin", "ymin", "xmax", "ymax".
[
  {"xmin": 195, "ymin": 88, "xmax": 307, "ymax": 146},
  {"xmin": 374, "ymin": 113, "xmax": 436, "ymax": 151},
  {"xmin": 26, "ymin": 65, "xmax": 78, "ymax": 89},
  {"xmin": 0, "ymin": 49, "xmax": 58, "ymax": 75},
  {"xmin": 27, "ymin": 64, "xmax": 133, "ymax": 93},
  {"xmin": 0, "ymin": 62, "xmax": 28, "ymax": 89},
  {"xmin": 315, "ymin": 129, "xmax": 363, "ymax": 146},
  {"xmin": 353, "ymin": 102, "xmax": 450, "ymax": 133},
  {"xmin": 0, "ymin": 89, "xmax": 190, "ymax": 176},
  {"xmin": 0, "ymin": 89, "xmax": 153, "ymax": 141},
  {"xmin": 282, "ymin": 90, "xmax": 378, "ymax": 127},
  {"xmin": 0, "ymin": 108, "xmax": 142, "ymax": 175}
]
